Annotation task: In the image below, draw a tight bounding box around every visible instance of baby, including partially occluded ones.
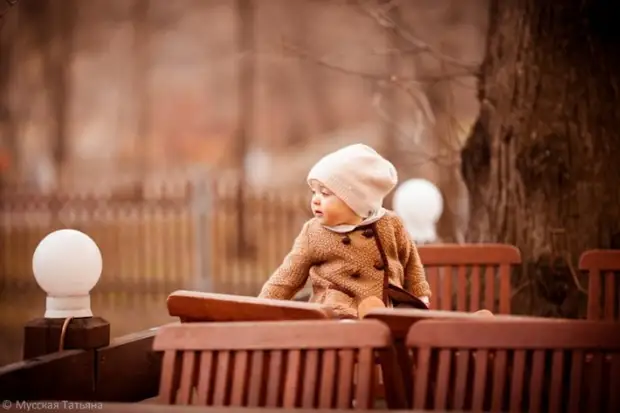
[258,143,431,319]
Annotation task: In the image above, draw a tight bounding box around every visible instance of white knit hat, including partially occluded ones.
[307,144,398,218]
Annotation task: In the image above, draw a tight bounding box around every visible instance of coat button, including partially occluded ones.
[362,228,374,238]
[342,235,351,245]
[351,272,360,279]
[374,263,385,270]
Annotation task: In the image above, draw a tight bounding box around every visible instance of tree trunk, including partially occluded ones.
[461,0,620,317]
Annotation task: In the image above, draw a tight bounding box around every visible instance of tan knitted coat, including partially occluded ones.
[258,210,431,318]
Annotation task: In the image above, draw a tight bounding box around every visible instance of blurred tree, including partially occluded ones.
[132,0,151,179]
[461,0,620,317]
[45,0,76,189]
[292,0,336,138]
[0,0,19,185]
[235,0,256,257]
[381,0,401,210]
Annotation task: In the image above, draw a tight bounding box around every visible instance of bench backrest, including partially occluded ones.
[418,243,521,314]
[405,319,620,412]
[579,250,620,321]
[364,308,547,340]
[365,308,555,408]
[153,320,391,409]
[167,290,335,322]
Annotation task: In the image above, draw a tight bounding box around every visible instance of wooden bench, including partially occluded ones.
[405,319,620,412]
[418,243,521,314]
[364,308,555,408]
[579,249,620,321]
[167,290,336,322]
[152,320,396,409]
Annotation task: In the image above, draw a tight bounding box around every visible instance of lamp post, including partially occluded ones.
[393,178,444,244]
[23,229,110,359]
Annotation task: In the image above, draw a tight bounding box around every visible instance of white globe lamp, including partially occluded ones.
[32,229,103,318]
[393,178,444,244]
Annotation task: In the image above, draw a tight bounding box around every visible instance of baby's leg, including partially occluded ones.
[357,296,385,318]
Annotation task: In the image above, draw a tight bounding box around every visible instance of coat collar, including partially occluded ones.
[323,207,387,233]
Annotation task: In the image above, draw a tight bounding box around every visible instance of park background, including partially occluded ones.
[1,0,618,367]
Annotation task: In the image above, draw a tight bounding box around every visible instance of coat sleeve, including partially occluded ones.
[258,221,313,300]
[393,215,432,298]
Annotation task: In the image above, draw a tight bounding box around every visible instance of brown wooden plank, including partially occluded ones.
[212,351,231,406]
[483,266,495,312]
[95,329,161,402]
[548,349,564,412]
[194,350,214,406]
[245,351,264,407]
[567,351,584,413]
[407,320,620,349]
[318,350,337,408]
[265,350,283,407]
[230,351,249,406]
[587,269,602,320]
[301,350,319,407]
[528,350,544,413]
[509,350,526,412]
[177,351,196,404]
[153,320,390,351]
[604,271,616,320]
[490,350,507,412]
[452,350,469,410]
[470,266,481,312]
[418,243,521,265]
[282,350,301,408]
[456,265,467,311]
[440,266,452,311]
[579,249,620,270]
[335,350,354,409]
[498,264,512,314]
[354,348,375,409]
[0,349,95,401]
[158,351,178,404]
[167,290,335,322]
[433,349,451,409]
[364,308,551,340]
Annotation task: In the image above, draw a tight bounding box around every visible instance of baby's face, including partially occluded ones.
[308,180,361,227]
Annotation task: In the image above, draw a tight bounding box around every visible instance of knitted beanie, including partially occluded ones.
[307,144,398,218]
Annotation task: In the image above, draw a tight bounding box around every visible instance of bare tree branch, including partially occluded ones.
[280,41,476,84]
[354,0,480,71]
[269,0,481,173]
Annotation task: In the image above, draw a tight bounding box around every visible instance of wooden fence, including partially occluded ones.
[0,177,311,297]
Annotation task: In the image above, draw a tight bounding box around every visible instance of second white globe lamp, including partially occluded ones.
[393,178,444,244]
